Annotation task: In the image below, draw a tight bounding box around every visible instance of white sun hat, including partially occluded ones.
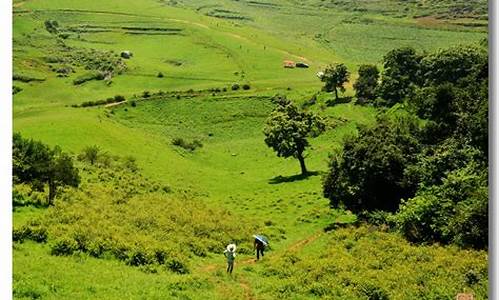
[226,243,237,252]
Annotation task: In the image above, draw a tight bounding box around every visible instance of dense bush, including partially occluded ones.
[44,20,59,34]
[325,44,488,248]
[13,86,22,95]
[114,95,125,102]
[13,74,45,83]
[257,226,487,299]
[395,163,487,248]
[80,145,100,165]
[50,237,79,256]
[73,72,105,85]
[377,47,422,106]
[13,158,268,272]
[171,138,203,151]
[142,91,151,98]
[323,114,421,212]
[13,226,47,243]
[76,95,126,108]
[353,64,379,103]
[68,48,127,76]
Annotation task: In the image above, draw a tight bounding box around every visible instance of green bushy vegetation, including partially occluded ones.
[13,85,22,95]
[13,150,272,273]
[13,133,80,205]
[256,225,487,299]
[172,137,203,151]
[323,43,488,249]
[13,73,45,83]
[74,95,126,108]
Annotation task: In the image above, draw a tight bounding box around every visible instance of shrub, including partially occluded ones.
[157,72,164,78]
[81,145,100,165]
[167,258,189,274]
[44,19,59,34]
[123,156,138,172]
[357,282,389,300]
[73,72,104,85]
[114,95,126,102]
[142,91,151,98]
[13,74,45,83]
[231,83,240,91]
[13,86,22,95]
[130,100,137,107]
[128,248,154,266]
[50,237,78,256]
[395,164,487,248]
[242,83,251,90]
[171,138,203,151]
[323,115,421,212]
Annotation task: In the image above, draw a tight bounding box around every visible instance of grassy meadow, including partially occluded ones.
[12,0,488,299]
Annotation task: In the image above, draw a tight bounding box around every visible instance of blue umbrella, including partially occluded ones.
[253,234,269,246]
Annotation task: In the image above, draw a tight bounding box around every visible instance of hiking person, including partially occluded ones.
[223,244,236,274]
[254,238,265,260]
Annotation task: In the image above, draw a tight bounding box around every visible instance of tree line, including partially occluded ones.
[264,42,488,249]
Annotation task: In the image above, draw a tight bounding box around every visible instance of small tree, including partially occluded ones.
[353,64,379,103]
[48,149,80,204]
[82,145,100,165]
[263,97,325,175]
[320,63,350,101]
[13,133,80,205]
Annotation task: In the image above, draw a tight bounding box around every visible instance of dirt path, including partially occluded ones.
[287,231,323,252]
[197,231,323,299]
[104,100,127,108]
[239,277,255,300]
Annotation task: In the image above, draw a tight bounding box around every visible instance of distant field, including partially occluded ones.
[12,0,488,299]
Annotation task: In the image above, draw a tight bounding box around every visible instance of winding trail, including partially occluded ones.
[197,230,323,300]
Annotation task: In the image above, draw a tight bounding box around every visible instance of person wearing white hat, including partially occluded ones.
[223,244,237,274]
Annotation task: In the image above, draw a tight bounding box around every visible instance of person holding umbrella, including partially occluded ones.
[223,243,237,274]
[253,235,269,260]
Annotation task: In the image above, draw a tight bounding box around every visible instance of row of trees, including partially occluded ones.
[262,42,487,249]
[322,44,488,249]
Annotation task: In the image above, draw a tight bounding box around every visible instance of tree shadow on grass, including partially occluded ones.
[268,171,321,184]
[326,96,353,106]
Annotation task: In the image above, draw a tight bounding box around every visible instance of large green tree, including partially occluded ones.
[322,115,421,212]
[353,64,379,104]
[377,47,422,106]
[13,133,80,205]
[320,63,350,101]
[264,97,325,175]
[324,43,488,249]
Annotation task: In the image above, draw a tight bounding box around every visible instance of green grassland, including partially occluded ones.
[13,0,488,299]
